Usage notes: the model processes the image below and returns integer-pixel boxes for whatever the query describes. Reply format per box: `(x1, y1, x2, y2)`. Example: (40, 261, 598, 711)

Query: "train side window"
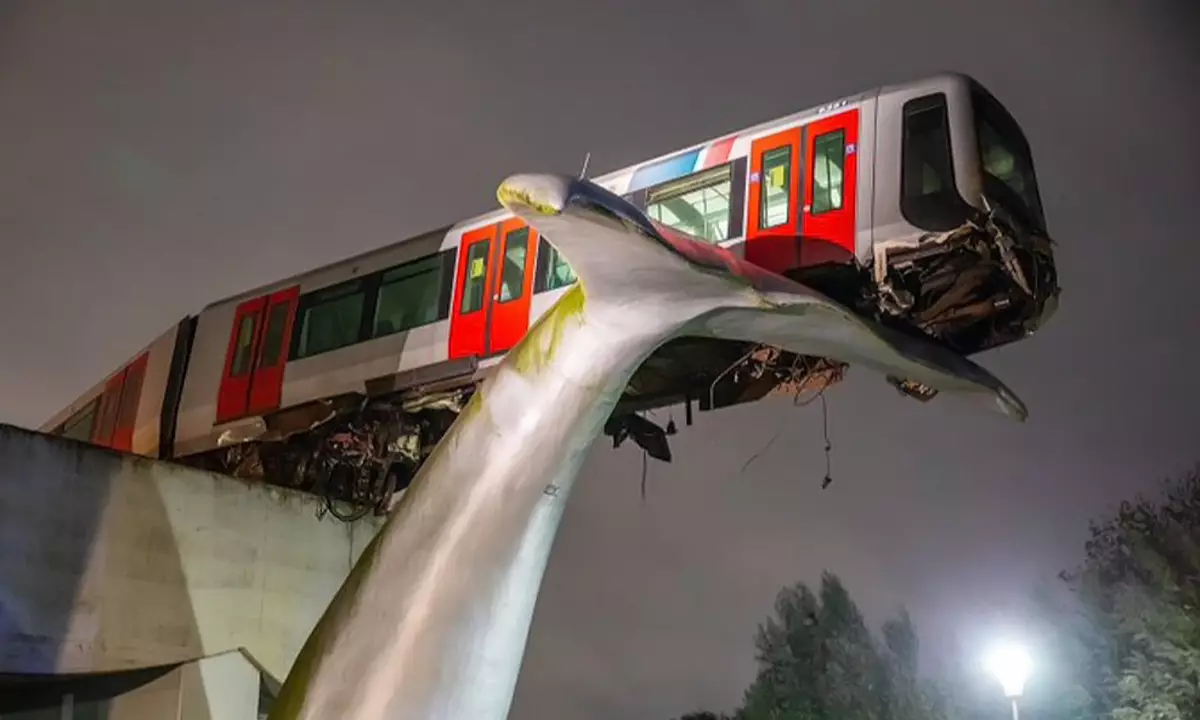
(230, 314, 257, 376)
(645, 164, 733, 244)
(498, 227, 529, 303)
(460, 241, 490, 314)
(760, 146, 792, 229)
(259, 302, 291, 367)
(811, 129, 846, 214)
(61, 399, 99, 442)
(534, 237, 577, 293)
(295, 279, 366, 358)
(900, 93, 964, 231)
(373, 254, 444, 337)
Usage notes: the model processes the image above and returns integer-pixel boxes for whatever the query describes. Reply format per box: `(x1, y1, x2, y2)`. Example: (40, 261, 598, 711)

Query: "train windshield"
(973, 86, 1046, 233)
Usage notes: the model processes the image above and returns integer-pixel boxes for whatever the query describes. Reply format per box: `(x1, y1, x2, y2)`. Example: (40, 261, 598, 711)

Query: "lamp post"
(984, 642, 1032, 720)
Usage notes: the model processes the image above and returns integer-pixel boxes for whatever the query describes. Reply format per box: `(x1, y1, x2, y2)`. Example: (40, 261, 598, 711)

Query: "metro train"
(42, 72, 1059, 516)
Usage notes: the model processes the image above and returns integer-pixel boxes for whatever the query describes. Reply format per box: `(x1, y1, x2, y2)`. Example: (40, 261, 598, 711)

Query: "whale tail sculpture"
(268, 175, 1025, 720)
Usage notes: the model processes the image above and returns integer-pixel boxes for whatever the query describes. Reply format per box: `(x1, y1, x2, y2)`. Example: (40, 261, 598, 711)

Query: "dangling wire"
(819, 392, 833, 489)
(640, 450, 648, 502)
(739, 385, 828, 477)
(709, 346, 760, 412)
(739, 426, 784, 476)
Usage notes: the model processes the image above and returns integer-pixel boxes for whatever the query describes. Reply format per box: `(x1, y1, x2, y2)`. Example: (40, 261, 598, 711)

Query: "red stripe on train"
(702, 135, 736, 169)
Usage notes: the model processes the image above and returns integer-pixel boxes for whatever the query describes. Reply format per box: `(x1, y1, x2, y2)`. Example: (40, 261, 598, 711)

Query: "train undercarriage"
(188, 207, 1057, 518)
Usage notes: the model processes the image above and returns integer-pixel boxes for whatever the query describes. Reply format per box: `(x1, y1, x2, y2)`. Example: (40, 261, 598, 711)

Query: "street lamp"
(984, 641, 1032, 720)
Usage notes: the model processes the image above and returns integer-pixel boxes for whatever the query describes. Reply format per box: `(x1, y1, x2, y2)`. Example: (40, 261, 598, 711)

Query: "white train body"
(43, 72, 1058, 503)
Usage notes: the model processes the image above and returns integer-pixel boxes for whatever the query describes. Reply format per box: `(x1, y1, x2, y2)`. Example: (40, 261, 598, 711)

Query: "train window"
(972, 86, 1045, 232)
(535, 237, 577, 293)
(259, 302, 291, 367)
(61, 400, 98, 442)
(295, 280, 366, 358)
(900, 93, 965, 232)
(460, 241, 490, 314)
(760, 146, 791, 229)
(373, 255, 444, 337)
(230, 314, 256, 377)
(498, 227, 529, 302)
(645, 164, 733, 244)
(811, 129, 846, 214)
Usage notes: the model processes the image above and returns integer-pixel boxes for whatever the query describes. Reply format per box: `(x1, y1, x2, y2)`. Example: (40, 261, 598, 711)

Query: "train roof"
(198, 72, 986, 313)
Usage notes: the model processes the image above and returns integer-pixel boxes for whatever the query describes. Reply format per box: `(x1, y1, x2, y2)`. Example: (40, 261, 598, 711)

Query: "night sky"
(1, 1, 1197, 717)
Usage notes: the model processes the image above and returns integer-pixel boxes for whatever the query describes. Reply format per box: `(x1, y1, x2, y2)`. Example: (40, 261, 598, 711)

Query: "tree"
(674, 465, 1200, 720)
(1038, 464, 1200, 719)
(736, 572, 950, 720)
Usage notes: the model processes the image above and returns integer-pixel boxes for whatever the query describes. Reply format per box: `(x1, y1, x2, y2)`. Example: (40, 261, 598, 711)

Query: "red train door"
(745, 127, 803, 274)
(801, 108, 859, 260)
(216, 286, 299, 424)
(248, 287, 299, 415)
(217, 296, 266, 423)
(110, 352, 148, 452)
(448, 221, 538, 359)
(91, 370, 126, 447)
(488, 218, 537, 355)
(449, 225, 499, 359)
(87, 351, 148, 451)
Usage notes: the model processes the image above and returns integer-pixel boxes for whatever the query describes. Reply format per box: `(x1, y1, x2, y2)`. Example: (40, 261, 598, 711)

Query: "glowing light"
(984, 641, 1033, 698)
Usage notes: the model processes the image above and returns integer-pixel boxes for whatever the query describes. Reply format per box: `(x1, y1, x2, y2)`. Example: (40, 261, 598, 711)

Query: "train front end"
(871, 73, 1059, 361)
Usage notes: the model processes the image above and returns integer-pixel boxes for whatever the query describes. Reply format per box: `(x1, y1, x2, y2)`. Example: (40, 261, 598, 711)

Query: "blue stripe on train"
(626, 148, 701, 194)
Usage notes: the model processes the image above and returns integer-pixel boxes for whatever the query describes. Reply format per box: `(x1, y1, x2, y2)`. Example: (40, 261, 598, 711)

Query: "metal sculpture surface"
(268, 174, 1025, 720)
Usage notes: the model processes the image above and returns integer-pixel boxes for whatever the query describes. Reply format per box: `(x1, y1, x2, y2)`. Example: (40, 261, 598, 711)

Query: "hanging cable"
(740, 384, 828, 477)
(819, 392, 833, 489)
(640, 450, 648, 502)
(708, 346, 760, 412)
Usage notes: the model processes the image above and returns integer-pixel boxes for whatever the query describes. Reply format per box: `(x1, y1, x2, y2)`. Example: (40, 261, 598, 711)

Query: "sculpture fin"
(269, 173, 1031, 720)
(498, 173, 1026, 421)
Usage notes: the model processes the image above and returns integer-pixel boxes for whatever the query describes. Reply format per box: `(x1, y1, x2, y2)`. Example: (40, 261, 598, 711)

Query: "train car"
(41, 321, 193, 459)
(42, 72, 1059, 515)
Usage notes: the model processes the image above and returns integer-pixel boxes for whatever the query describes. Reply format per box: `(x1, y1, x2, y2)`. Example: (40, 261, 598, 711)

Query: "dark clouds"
(1, 1, 1197, 718)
